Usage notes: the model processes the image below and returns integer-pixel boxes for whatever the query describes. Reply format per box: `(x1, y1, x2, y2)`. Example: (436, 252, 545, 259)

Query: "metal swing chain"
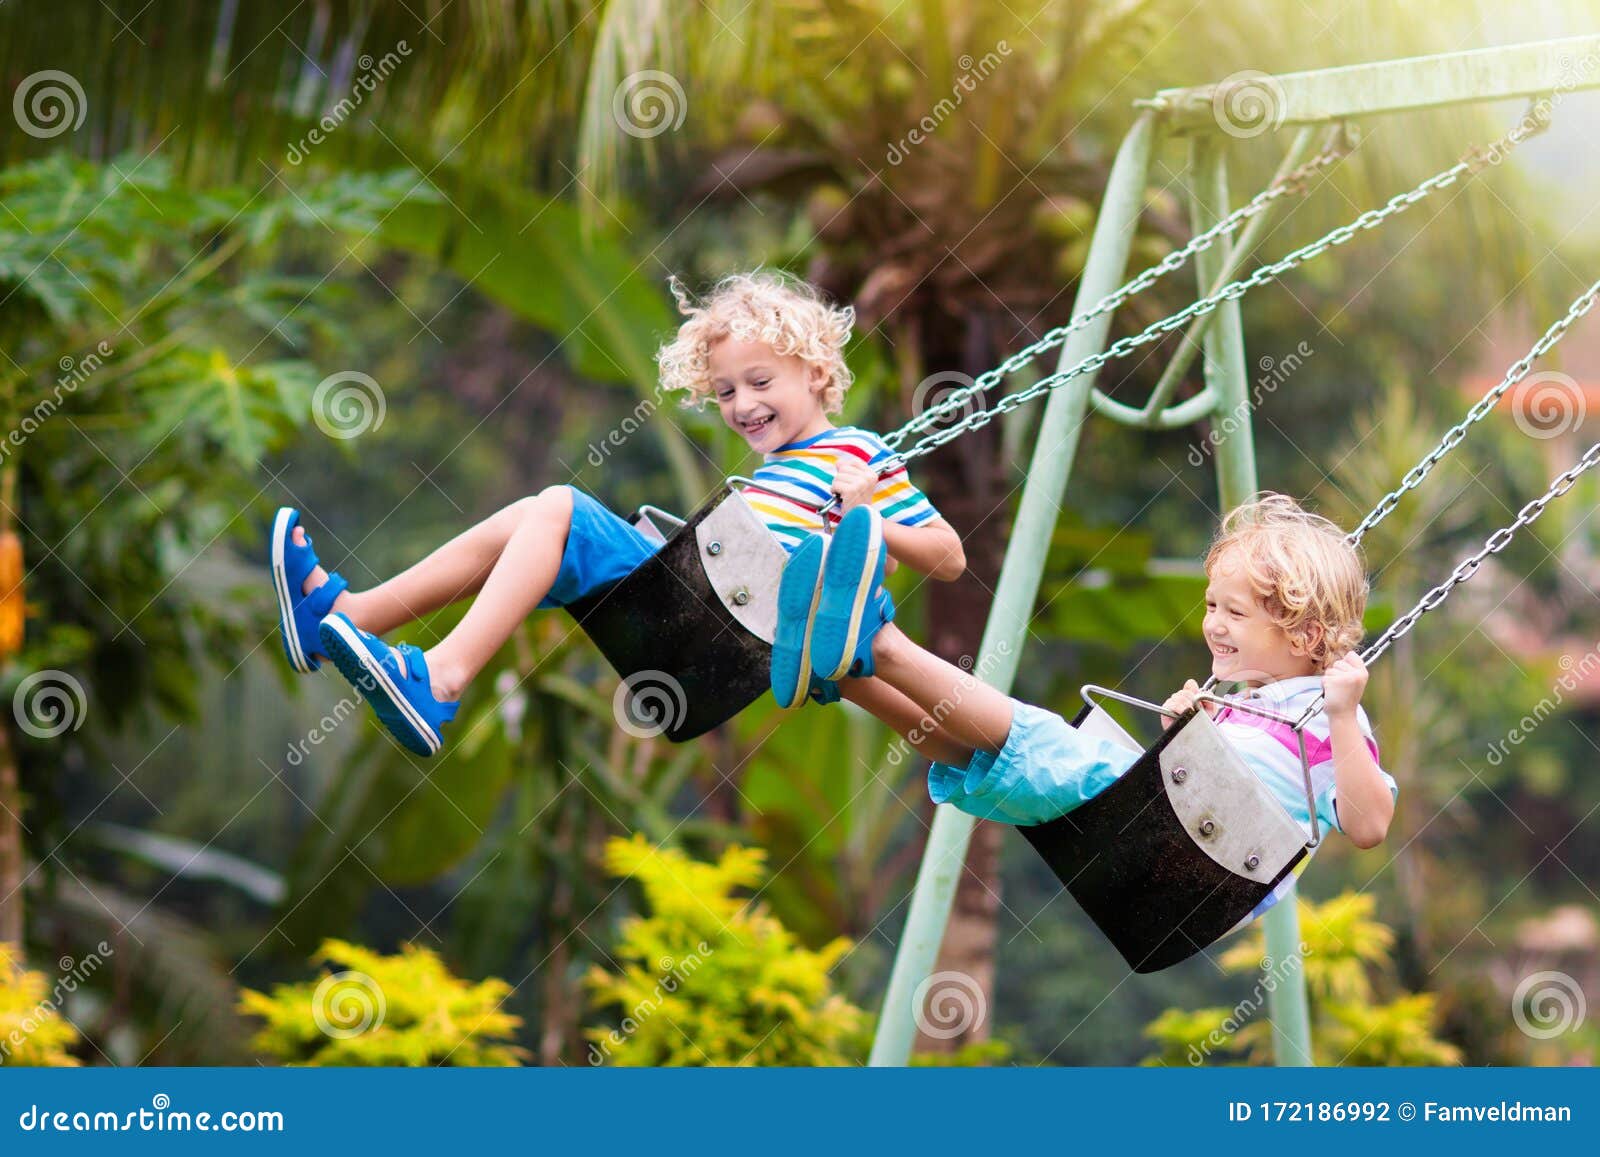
(1346, 276, 1600, 545)
(883, 130, 1355, 450)
(1360, 440, 1600, 667)
(885, 110, 1549, 471)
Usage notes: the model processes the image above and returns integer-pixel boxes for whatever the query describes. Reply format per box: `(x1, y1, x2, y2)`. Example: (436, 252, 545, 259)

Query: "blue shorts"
(926, 699, 1140, 826)
(537, 486, 664, 609)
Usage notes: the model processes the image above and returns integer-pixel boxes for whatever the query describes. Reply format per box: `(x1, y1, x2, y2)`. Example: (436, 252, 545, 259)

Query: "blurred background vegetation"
(1, 0, 1598, 1066)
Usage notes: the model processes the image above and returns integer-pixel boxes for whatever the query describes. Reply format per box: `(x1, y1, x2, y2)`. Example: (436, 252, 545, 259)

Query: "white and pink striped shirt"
(1212, 675, 1396, 922)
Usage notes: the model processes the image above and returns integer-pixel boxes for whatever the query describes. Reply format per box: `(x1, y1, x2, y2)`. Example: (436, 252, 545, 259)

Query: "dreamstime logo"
(911, 970, 986, 1040)
(284, 695, 361, 767)
(311, 970, 386, 1039)
(587, 387, 666, 467)
(1185, 944, 1310, 1064)
(612, 70, 687, 139)
(12, 670, 87, 739)
(1474, 49, 1600, 168)
(1212, 70, 1286, 139)
(886, 641, 1012, 767)
(1511, 970, 1586, 1040)
(1189, 341, 1313, 466)
(586, 942, 711, 1065)
(1510, 371, 1585, 440)
(886, 41, 1012, 165)
(1, 340, 113, 466)
(613, 670, 688, 739)
(312, 371, 386, 440)
(910, 371, 980, 431)
(0, 942, 113, 1062)
(13, 70, 87, 138)
(1486, 645, 1600, 766)
(285, 41, 412, 165)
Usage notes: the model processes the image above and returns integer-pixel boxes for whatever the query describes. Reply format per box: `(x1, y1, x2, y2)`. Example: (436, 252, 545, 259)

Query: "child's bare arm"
(1323, 653, 1394, 849)
(831, 455, 966, 580)
(881, 518, 966, 581)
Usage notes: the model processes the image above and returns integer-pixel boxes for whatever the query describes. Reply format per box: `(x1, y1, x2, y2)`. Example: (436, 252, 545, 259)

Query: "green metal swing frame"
(868, 33, 1600, 1067)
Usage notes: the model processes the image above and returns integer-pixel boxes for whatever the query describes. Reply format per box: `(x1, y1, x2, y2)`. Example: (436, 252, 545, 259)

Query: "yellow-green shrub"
(1142, 892, 1461, 1067)
(585, 834, 870, 1065)
(238, 939, 526, 1066)
(0, 943, 81, 1067)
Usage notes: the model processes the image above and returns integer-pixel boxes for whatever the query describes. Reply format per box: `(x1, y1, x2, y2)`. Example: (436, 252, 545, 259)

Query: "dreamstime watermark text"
(586, 943, 711, 1064)
(886, 43, 1013, 166)
(1, 944, 113, 1062)
(1188, 341, 1314, 467)
(286, 43, 412, 165)
(1, 341, 114, 465)
(1486, 644, 1600, 766)
(1186, 943, 1311, 1064)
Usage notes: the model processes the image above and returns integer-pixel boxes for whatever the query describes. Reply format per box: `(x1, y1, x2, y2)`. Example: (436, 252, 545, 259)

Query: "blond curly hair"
(655, 270, 855, 413)
(1204, 493, 1368, 672)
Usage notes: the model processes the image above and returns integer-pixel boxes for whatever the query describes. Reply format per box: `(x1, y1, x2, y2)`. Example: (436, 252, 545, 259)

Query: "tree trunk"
(912, 314, 1010, 1052)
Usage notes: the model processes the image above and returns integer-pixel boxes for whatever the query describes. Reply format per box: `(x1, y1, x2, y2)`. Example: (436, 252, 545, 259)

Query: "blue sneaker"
(810, 505, 888, 681)
(270, 506, 349, 673)
(836, 589, 896, 679)
(772, 534, 827, 709)
(808, 674, 841, 704)
(318, 612, 459, 756)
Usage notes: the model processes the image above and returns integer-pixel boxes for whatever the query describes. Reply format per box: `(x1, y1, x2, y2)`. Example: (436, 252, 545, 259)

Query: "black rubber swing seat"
(1019, 701, 1312, 973)
(564, 483, 788, 743)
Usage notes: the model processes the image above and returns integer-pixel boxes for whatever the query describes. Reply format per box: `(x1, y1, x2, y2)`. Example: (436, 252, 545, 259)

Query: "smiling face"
(708, 337, 834, 451)
(1203, 547, 1320, 686)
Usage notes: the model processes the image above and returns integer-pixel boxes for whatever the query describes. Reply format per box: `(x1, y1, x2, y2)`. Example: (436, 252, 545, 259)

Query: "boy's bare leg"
(855, 622, 1015, 754)
(294, 487, 569, 637)
(422, 486, 576, 699)
(837, 677, 974, 766)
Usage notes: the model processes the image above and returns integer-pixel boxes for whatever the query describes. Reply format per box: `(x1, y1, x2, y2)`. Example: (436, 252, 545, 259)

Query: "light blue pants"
(926, 699, 1140, 826)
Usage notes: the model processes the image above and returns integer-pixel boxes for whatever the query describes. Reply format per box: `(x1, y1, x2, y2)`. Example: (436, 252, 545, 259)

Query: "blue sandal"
(832, 589, 895, 680)
(318, 612, 459, 756)
(808, 674, 842, 704)
(772, 533, 828, 709)
(271, 506, 350, 673)
(810, 505, 888, 682)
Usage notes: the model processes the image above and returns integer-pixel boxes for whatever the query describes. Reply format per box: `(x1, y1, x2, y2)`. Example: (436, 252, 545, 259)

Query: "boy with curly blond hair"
(268, 269, 965, 754)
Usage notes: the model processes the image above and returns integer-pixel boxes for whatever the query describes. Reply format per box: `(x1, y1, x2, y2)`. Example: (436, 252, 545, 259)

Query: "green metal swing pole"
(869, 111, 1160, 1066)
(1188, 136, 1314, 1066)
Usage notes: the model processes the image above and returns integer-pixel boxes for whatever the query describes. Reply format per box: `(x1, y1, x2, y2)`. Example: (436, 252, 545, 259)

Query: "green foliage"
(238, 939, 527, 1066)
(0, 944, 81, 1066)
(732, 691, 922, 946)
(908, 1039, 1014, 1067)
(585, 835, 871, 1066)
(1142, 892, 1462, 1067)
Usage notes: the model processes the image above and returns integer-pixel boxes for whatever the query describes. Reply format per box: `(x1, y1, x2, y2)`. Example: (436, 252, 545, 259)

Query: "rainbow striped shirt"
(744, 426, 940, 551)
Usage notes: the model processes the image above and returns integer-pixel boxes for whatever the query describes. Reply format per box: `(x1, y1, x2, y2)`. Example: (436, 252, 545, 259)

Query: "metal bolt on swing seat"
(1171, 766, 1188, 784)
(1198, 819, 1216, 838)
(732, 587, 750, 606)
(707, 541, 723, 556)
(1244, 854, 1261, 871)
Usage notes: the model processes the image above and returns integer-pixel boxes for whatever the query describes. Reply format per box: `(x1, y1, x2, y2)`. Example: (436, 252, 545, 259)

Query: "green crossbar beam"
(1144, 33, 1600, 130)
